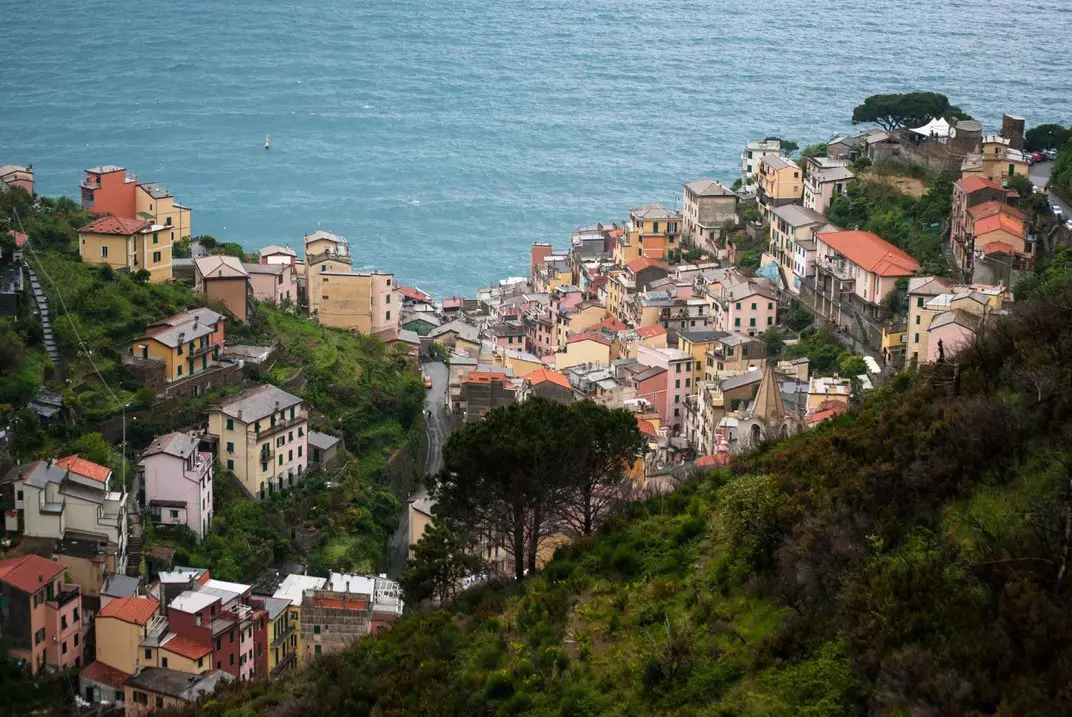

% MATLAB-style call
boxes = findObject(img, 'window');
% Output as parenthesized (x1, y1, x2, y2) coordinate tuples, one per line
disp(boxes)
(749, 318, 756, 327)
(226, 442, 234, 453)
(16, 490, 22, 500)
(675, 363, 681, 373)
(74, 633, 79, 646)
(169, 510, 179, 519)
(674, 379, 680, 389)
(288, 431, 293, 441)
(685, 378, 691, 387)
(315, 645, 322, 656)
(156, 696, 164, 709)
(226, 418, 234, 430)
(176, 364, 182, 376)
(915, 315, 920, 325)
(767, 317, 773, 325)
(674, 395, 680, 404)
(313, 625, 321, 634)
(279, 455, 284, 465)
(916, 297, 924, 307)
(230, 654, 235, 665)
(914, 333, 920, 343)
(133, 691, 148, 705)
(226, 459, 234, 470)
(34, 628, 45, 645)
(768, 302, 773, 310)
(734, 318, 741, 327)
(101, 245, 109, 258)
(735, 302, 741, 310)
(298, 427, 304, 437)
(386, 311, 390, 321)
(751, 302, 756, 310)
(386, 294, 391, 304)
(62, 641, 67, 654)
(298, 445, 303, 458)
(288, 450, 293, 461)
(161, 657, 168, 668)
(144, 648, 152, 660)
(216, 638, 222, 650)
(73, 608, 79, 623)
(290, 407, 295, 420)
(152, 251, 161, 262)
(673, 408, 680, 417)
(153, 233, 158, 244)
(166, 216, 172, 226)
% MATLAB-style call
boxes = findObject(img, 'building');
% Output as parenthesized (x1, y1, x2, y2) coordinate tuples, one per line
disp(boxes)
(251, 594, 295, 677)
(78, 216, 173, 283)
(0, 554, 82, 674)
(711, 281, 777, 336)
(0, 164, 34, 194)
(302, 231, 397, 335)
(519, 368, 574, 404)
(206, 385, 308, 500)
(613, 205, 680, 265)
(636, 346, 696, 431)
(7, 457, 127, 576)
(162, 577, 261, 681)
(129, 308, 226, 384)
(80, 166, 191, 242)
(951, 176, 1007, 264)
(299, 573, 402, 661)
(906, 275, 1002, 365)
(456, 371, 515, 422)
(272, 574, 325, 666)
(194, 256, 250, 323)
(258, 245, 298, 265)
(307, 431, 342, 472)
(244, 262, 297, 305)
(756, 154, 803, 218)
(125, 668, 231, 716)
(767, 204, 828, 293)
(927, 309, 983, 362)
(806, 229, 921, 349)
(961, 134, 1029, 185)
(428, 320, 481, 357)
(138, 433, 213, 541)
(80, 595, 161, 704)
(741, 139, 782, 191)
(558, 332, 618, 370)
(682, 179, 738, 249)
(802, 159, 854, 214)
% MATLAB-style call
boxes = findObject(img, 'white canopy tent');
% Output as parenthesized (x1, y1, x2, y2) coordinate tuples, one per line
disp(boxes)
(909, 117, 951, 138)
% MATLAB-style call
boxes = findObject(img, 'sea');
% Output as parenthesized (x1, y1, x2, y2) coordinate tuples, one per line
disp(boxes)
(2, 0, 1070, 298)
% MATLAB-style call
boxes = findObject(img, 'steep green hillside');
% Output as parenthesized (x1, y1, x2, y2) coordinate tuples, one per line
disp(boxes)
(189, 283, 1072, 716)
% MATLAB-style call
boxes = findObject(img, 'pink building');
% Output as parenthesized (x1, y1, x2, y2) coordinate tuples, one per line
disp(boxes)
(550, 285, 584, 314)
(257, 245, 297, 265)
(630, 366, 667, 423)
(926, 310, 981, 362)
(139, 432, 213, 541)
(0, 554, 82, 673)
(714, 283, 778, 336)
(0, 164, 34, 195)
(636, 346, 695, 430)
(244, 263, 297, 305)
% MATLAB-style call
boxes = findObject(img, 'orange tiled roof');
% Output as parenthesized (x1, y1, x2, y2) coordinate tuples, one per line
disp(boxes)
(55, 455, 111, 483)
(567, 331, 611, 346)
(637, 419, 658, 437)
(0, 554, 66, 594)
(807, 399, 849, 426)
(626, 257, 668, 274)
(162, 634, 212, 660)
(955, 175, 1003, 194)
(80, 660, 132, 689)
(695, 453, 731, 468)
(974, 213, 1025, 239)
(982, 240, 1018, 256)
(398, 286, 431, 302)
(98, 596, 160, 625)
(462, 371, 510, 384)
(78, 215, 150, 236)
(967, 200, 1025, 222)
(600, 316, 627, 332)
(524, 368, 571, 389)
(637, 325, 667, 339)
(817, 230, 921, 277)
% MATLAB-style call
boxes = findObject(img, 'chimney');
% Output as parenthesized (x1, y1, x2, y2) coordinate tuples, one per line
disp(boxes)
(237, 410, 243, 421)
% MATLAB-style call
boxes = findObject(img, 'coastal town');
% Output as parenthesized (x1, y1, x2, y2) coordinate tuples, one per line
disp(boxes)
(1, 97, 1071, 715)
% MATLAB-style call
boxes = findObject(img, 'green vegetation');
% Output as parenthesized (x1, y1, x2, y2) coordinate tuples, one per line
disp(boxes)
(1024, 123, 1070, 153)
(187, 283, 1072, 716)
(851, 91, 971, 131)
(1050, 137, 1072, 202)
(827, 173, 953, 275)
(780, 326, 866, 376)
(763, 136, 798, 152)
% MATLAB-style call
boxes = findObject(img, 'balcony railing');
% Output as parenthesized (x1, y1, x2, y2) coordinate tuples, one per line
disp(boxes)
(49, 586, 80, 608)
(255, 414, 305, 437)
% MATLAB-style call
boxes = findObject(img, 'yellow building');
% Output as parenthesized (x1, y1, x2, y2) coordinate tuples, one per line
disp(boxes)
(206, 384, 309, 500)
(554, 301, 607, 349)
(258, 595, 296, 676)
(136, 182, 192, 242)
(273, 574, 327, 667)
(92, 596, 162, 676)
(677, 330, 726, 385)
(907, 276, 1002, 365)
(78, 215, 173, 282)
(557, 332, 618, 370)
(756, 154, 802, 219)
(961, 135, 1030, 184)
(130, 308, 225, 382)
(304, 232, 397, 335)
(613, 204, 680, 265)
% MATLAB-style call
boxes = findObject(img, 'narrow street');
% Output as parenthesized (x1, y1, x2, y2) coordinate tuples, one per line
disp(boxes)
(1030, 161, 1070, 218)
(385, 359, 450, 577)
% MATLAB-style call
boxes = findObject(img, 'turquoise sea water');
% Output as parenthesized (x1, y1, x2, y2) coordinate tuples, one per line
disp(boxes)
(2, 0, 1070, 297)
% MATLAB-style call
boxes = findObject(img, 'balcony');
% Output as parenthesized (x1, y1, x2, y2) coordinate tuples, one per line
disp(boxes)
(270, 621, 295, 649)
(255, 413, 306, 438)
(49, 586, 80, 608)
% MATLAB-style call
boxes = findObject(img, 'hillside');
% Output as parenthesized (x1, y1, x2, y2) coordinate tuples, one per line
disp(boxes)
(185, 278, 1072, 716)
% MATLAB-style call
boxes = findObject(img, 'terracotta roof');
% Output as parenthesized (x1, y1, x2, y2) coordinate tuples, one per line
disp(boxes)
(442, 297, 462, 309)
(55, 455, 111, 483)
(398, 286, 431, 302)
(637, 419, 658, 437)
(80, 660, 132, 689)
(567, 331, 612, 346)
(0, 554, 66, 594)
(7, 230, 28, 247)
(626, 257, 669, 274)
(462, 371, 510, 384)
(161, 634, 212, 660)
(817, 230, 921, 277)
(637, 325, 667, 339)
(79, 215, 151, 236)
(807, 400, 849, 426)
(98, 596, 160, 625)
(982, 240, 1018, 256)
(974, 213, 1025, 239)
(955, 175, 1003, 194)
(599, 316, 627, 332)
(524, 368, 571, 389)
(695, 453, 731, 468)
(587, 275, 608, 289)
(967, 200, 1025, 222)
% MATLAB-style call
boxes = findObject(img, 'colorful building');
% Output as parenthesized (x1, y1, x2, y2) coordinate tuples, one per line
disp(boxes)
(244, 262, 297, 305)
(682, 179, 738, 249)
(0, 164, 34, 195)
(206, 384, 309, 500)
(756, 154, 803, 218)
(78, 215, 173, 282)
(0, 554, 82, 674)
(80, 166, 191, 242)
(194, 256, 250, 323)
(138, 432, 213, 541)
(130, 307, 226, 383)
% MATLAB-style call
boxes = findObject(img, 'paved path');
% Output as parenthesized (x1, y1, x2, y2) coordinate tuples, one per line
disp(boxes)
(385, 359, 450, 577)
(1030, 161, 1070, 218)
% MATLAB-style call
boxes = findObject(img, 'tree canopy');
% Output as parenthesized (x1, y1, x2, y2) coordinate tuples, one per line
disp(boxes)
(1024, 123, 1070, 152)
(851, 92, 971, 131)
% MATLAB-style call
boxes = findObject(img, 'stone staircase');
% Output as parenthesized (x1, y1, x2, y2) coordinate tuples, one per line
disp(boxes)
(125, 533, 144, 578)
(24, 265, 60, 364)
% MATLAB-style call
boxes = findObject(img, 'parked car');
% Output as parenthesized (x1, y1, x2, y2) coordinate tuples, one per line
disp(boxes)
(1032, 152, 1045, 163)
(1053, 204, 1064, 218)
(1026, 154, 1035, 165)
(1045, 148, 1059, 160)
(423, 374, 433, 389)
(1065, 219, 1072, 230)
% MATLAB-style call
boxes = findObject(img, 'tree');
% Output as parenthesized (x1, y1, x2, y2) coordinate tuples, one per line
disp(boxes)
(400, 518, 484, 607)
(557, 401, 646, 537)
(851, 92, 970, 131)
(797, 143, 827, 173)
(1024, 123, 1070, 153)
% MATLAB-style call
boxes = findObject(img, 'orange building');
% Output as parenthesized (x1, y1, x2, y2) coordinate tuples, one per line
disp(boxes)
(0, 554, 83, 674)
(80, 166, 191, 242)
